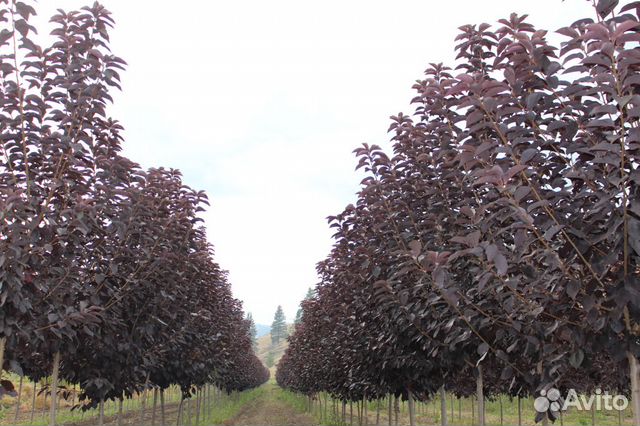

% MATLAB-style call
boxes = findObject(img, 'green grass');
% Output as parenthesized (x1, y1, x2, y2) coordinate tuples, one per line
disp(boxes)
(275, 387, 310, 413)
(201, 386, 266, 425)
(296, 391, 635, 426)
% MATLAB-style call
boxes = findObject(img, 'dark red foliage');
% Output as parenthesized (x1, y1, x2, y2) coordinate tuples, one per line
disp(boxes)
(278, 1, 640, 422)
(0, 0, 267, 408)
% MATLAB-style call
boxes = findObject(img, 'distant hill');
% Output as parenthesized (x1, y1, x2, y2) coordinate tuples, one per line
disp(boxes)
(255, 323, 270, 338)
(256, 324, 295, 375)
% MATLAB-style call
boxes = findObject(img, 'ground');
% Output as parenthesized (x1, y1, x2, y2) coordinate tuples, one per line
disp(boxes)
(223, 383, 315, 426)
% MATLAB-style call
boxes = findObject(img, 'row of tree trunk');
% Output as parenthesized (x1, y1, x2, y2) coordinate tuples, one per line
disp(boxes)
(2, 349, 231, 426)
(300, 363, 635, 426)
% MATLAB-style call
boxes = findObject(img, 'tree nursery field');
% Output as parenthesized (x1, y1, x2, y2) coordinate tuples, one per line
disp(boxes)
(2, 0, 640, 425)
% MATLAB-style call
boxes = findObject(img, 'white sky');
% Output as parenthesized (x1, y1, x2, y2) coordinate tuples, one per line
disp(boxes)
(37, 0, 594, 325)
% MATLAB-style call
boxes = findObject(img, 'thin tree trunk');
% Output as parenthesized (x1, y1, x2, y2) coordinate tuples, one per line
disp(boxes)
(471, 396, 475, 426)
(458, 397, 461, 420)
(618, 404, 622, 426)
(394, 396, 399, 426)
(0, 337, 6, 380)
(325, 393, 328, 423)
(630, 351, 640, 426)
(477, 365, 485, 426)
(196, 389, 201, 426)
(364, 397, 368, 426)
(49, 351, 61, 426)
(42, 392, 47, 420)
(117, 398, 123, 426)
(98, 399, 105, 426)
(450, 394, 454, 420)
(14, 374, 24, 422)
(499, 395, 503, 426)
(440, 386, 447, 426)
(376, 399, 381, 426)
(388, 396, 392, 426)
(518, 396, 522, 426)
(350, 400, 354, 426)
(187, 398, 193, 426)
(176, 396, 184, 426)
(30, 381, 37, 424)
(152, 388, 158, 426)
(591, 402, 596, 426)
(160, 389, 166, 426)
(408, 391, 416, 426)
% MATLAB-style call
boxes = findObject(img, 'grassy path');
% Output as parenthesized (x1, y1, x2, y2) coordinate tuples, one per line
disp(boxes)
(223, 383, 316, 426)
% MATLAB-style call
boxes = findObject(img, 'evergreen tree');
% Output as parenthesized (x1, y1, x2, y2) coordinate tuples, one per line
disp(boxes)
(295, 288, 315, 325)
(271, 305, 288, 345)
(247, 313, 258, 351)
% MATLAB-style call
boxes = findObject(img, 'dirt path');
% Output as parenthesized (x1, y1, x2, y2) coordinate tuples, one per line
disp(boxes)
(223, 384, 316, 426)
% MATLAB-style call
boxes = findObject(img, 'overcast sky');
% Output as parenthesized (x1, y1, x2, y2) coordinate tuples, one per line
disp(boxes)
(38, 0, 594, 325)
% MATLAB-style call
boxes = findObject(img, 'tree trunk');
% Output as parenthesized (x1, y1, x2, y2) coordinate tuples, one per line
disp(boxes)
(14, 374, 24, 422)
(440, 386, 447, 426)
(591, 402, 596, 426)
(477, 365, 485, 426)
(458, 397, 461, 420)
(49, 351, 61, 426)
(325, 393, 328, 423)
(118, 398, 123, 426)
(152, 388, 158, 426)
(471, 396, 475, 426)
(350, 400, 354, 426)
(450, 394, 454, 420)
(98, 399, 105, 426)
(176, 396, 184, 426)
(408, 391, 416, 426)
(42, 391, 47, 420)
(388, 396, 392, 426)
(394, 396, 399, 426)
(364, 397, 368, 426)
(196, 389, 202, 426)
(518, 396, 522, 426)
(630, 351, 640, 426)
(499, 395, 503, 426)
(160, 389, 166, 426)
(0, 337, 6, 380)
(30, 381, 37, 423)
(376, 399, 381, 426)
